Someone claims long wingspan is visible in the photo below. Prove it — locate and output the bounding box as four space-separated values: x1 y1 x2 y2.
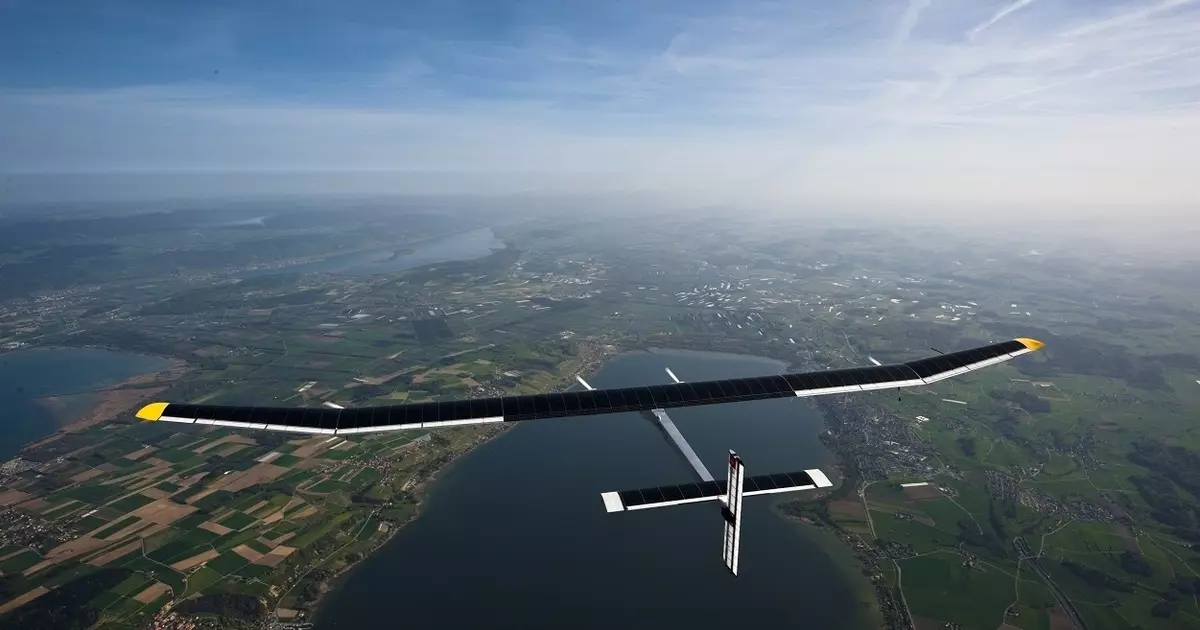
134 338 1044 435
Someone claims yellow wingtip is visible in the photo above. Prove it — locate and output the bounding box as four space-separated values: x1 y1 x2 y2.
136 402 168 422
1016 337 1045 352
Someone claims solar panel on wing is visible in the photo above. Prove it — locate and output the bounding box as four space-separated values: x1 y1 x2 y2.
142 339 1041 434
599 469 820 512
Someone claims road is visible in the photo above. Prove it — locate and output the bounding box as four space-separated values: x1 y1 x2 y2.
860 480 879 540
1014 537 1088 630
275 507 380 620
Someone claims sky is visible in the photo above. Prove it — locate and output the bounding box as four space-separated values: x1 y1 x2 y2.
1 0 1199 212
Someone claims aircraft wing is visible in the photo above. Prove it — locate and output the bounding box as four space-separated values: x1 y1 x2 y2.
134 338 1044 435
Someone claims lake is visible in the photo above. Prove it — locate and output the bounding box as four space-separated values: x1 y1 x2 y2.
0 347 172 459
315 348 868 629
286 227 504 276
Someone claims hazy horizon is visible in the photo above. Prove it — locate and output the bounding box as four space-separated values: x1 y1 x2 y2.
2 0 1199 218
3 172 1198 262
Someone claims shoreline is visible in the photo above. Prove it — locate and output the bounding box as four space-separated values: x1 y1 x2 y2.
301 422 518 624
773 442 886 630
1 342 186 366
644 345 790 365
19 355 190 453
294 342 619 623
776 506 887 629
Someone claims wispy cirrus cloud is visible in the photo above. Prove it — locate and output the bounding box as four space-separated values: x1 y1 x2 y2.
968 0 1039 40
891 0 933 51
1059 0 1198 37
1 0 1198 214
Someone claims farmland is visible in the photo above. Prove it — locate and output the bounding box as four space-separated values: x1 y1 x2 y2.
0 414 508 629
2 205 1199 628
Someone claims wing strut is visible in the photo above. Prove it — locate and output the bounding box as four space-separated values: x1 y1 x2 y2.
638 367 713 482
644 409 714 482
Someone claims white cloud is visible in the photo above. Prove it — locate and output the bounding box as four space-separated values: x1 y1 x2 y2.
2 1 1199 217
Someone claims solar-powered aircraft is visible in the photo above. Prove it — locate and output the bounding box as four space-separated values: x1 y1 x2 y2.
134 337 1044 575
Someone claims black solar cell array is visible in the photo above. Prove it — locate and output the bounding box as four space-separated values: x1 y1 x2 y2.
159 339 1028 431
617 470 819 508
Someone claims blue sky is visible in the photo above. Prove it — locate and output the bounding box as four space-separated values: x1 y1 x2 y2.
2 0 1198 210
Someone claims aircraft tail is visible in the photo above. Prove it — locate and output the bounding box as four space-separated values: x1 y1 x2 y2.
598 455 834 576
721 450 745 575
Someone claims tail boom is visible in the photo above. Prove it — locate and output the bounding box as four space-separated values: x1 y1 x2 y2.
722 451 745 575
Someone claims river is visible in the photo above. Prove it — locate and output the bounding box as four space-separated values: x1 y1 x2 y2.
0 347 172 459
315 348 868 629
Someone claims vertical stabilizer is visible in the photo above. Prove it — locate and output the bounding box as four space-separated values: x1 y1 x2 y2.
721 450 745 575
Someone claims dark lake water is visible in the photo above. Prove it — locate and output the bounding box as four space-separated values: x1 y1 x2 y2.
0 347 171 459
315 348 866 629
287 227 504 276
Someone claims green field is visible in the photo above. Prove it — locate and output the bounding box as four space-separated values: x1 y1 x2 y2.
270 453 301 467
59 484 124 505
155 448 198 464
107 494 155 514
147 529 222 564
192 490 236 512
871 512 960 553
292 513 354 549
0 549 42 574
73 515 109 532
95 516 141 539
205 551 250 575
184 566 224 596
350 467 382 485
308 478 345 493
265 521 301 539
217 511 257 530
899 554 1019 629
245 539 272 554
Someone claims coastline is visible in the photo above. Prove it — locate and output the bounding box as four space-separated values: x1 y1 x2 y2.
295 342 618 623
19 355 190 453
302 422 517 624
777 505 886 628
774 451 886 629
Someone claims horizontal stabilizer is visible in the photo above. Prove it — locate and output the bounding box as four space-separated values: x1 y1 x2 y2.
599 468 832 513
